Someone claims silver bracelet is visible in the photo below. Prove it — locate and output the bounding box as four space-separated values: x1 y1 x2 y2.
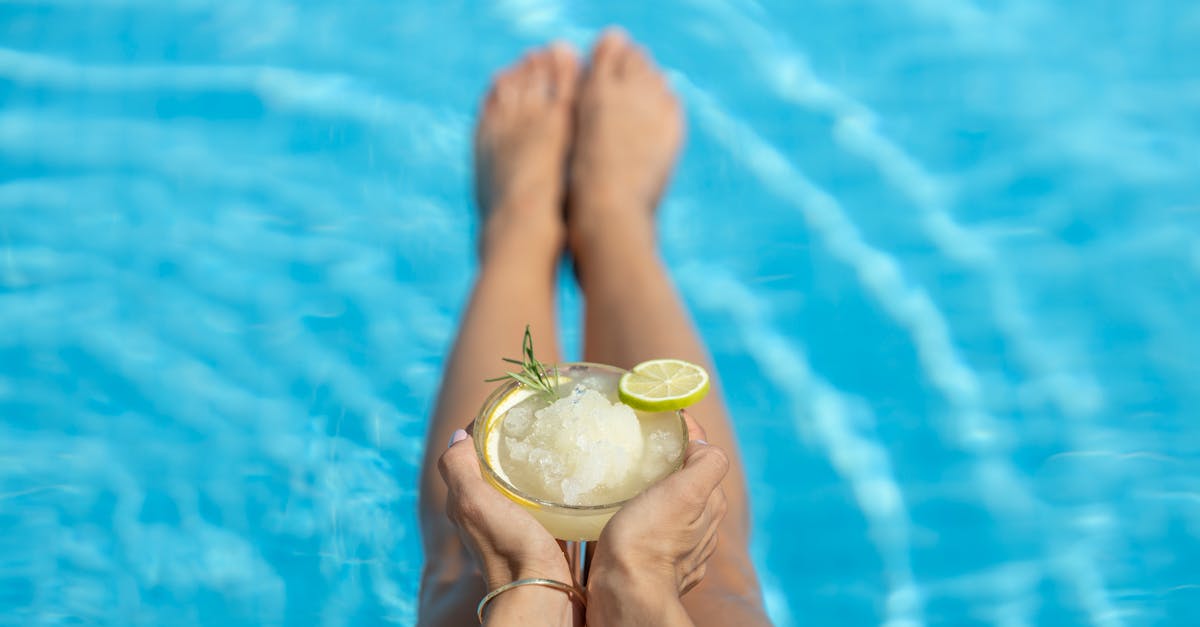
476 577 586 623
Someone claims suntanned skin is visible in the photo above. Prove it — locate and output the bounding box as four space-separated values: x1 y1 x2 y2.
417 41 577 627
418 29 771 627
568 30 768 624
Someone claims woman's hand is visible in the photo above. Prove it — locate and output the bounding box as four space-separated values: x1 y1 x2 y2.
587 415 730 626
439 429 578 625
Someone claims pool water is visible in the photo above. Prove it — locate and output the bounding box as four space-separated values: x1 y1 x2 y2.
2 1 1198 625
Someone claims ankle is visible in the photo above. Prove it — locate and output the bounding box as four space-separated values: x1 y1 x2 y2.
480 210 564 269
567 184 655 223
568 194 656 242
569 211 660 285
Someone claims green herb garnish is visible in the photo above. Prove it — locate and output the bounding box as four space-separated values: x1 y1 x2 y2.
486 325 561 399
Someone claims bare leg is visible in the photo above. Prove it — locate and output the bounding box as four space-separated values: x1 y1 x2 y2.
418 44 580 626
569 30 770 624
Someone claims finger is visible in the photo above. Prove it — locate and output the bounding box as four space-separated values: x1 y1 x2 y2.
682 498 723 566
672 443 730 508
679 562 708 596
438 433 484 491
683 441 728 480
691 517 721 567
709 485 728 524
683 477 726 527
682 410 708 443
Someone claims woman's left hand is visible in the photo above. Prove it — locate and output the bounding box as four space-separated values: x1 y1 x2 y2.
438 428 572 590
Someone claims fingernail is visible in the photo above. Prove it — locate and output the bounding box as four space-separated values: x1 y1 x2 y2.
448 429 469 448
693 439 708 446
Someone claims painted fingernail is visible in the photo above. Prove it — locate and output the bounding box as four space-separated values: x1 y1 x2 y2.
448 429 469 448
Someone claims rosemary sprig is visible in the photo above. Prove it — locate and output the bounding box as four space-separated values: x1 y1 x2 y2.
485 325 561 399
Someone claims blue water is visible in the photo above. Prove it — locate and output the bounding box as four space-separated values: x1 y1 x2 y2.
3 1 1199 625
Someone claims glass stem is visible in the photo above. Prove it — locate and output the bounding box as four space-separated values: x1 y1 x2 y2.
565 540 590 589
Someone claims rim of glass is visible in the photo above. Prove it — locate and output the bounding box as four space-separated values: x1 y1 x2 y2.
472 361 688 511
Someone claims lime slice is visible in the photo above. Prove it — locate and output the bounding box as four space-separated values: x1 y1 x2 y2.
618 359 710 411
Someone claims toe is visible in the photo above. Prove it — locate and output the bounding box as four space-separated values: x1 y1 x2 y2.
514 51 551 104
488 68 518 108
591 27 628 74
616 43 653 79
546 41 580 101
515 51 540 83
533 52 558 103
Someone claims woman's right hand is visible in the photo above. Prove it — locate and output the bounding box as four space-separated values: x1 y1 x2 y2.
440 428 573 586
587 414 730 625
439 429 580 626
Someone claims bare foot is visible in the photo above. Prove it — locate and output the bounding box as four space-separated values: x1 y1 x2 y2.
474 43 580 260
568 29 684 256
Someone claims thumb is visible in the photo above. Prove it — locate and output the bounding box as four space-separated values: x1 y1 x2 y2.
438 429 483 491
682 440 729 484
682 410 708 443
668 441 729 509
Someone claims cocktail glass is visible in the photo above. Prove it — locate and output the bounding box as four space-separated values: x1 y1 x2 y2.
472 362 688 583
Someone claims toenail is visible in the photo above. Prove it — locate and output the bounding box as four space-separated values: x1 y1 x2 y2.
495 85 513 104
602 27 628 42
